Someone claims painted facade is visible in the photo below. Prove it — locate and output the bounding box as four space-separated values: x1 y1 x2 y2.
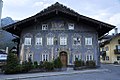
3 2 115 67
21 17 99 66
100 33 120 64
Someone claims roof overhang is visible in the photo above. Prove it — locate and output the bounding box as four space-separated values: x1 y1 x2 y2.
2 2 115 38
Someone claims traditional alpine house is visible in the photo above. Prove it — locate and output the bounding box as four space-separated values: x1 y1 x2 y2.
2 2 115 67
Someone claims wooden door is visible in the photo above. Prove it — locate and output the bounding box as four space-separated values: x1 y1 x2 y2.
60 52 67 67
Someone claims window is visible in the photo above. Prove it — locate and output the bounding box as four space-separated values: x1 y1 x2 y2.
102 56 105 61
105 46 109 51
26 54 33 61
68 23 74 30
42 54 49 61
116 45 120 49
74 54 81 61
101 47 104 51
117 56 120 60
106 56 109 60
73 37 81 45
47 37 54 45
86 54 93 61
85 37 92 45
42 24 48 30
35 37 42 45
24 38 31 45
60 37 67 45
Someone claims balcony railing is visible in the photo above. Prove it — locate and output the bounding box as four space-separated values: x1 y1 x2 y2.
114 49 120 54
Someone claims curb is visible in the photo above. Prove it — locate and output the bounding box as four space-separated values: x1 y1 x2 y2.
5 69 109 80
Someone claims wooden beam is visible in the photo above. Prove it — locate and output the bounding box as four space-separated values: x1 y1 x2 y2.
56 10 58 14
77 16 79 21
34 17 37 22
14 25 16 30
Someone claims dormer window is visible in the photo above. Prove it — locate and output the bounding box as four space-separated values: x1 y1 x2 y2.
68 23 74 30
42 24 48 30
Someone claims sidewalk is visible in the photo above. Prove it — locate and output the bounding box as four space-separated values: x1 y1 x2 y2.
0 68 109 80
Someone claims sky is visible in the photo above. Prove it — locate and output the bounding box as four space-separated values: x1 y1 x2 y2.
1 0 120 34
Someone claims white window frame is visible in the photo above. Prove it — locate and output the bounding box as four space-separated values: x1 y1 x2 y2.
68 23 74 30
60 37 67 45
42 24 48 30
42 54 49 61
35 37 42 45
24 38 31 45
74 54 81 61
47 37 54 45
106 56 109 61
85 37 92 45
86 54 93 61
73 37 81 45
26 53 33 61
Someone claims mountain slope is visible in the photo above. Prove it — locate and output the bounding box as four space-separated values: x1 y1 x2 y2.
0 17 16 51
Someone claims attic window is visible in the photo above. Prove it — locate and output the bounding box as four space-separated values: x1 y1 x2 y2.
42 24 48 30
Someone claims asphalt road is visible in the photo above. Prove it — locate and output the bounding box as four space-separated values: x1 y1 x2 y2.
22 64 120 80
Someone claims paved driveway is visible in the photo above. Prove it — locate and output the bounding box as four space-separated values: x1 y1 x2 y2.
0 64 120 80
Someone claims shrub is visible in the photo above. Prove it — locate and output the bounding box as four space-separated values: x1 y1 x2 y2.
43 61 54 71
4 53 19 74
54 57 63 68
114 61 118 64
34 61 38 68
39 61 44 69
74 59 84 67
22 61 33 72
86 60 96 68
15 64 23 73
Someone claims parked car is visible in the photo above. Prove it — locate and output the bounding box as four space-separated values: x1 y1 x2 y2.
0 51 7 67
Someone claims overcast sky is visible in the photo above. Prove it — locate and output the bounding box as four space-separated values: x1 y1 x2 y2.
2 0 120 33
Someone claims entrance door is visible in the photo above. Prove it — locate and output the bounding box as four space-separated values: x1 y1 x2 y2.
60 51 67 67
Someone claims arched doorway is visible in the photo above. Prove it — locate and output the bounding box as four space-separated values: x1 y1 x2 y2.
59 51 67 67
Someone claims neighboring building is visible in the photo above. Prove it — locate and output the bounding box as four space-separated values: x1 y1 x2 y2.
2 2 115 67
0 0 3 27
0 50 7 67
100 30 120 64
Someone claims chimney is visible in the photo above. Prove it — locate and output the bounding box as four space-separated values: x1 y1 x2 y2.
114 28 118 35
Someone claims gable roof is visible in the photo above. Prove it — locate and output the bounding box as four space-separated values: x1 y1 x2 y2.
2 2 115 37
100 33 120 47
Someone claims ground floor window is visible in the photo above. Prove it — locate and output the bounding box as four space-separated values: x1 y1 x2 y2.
42 54 49 61
102 56 105 61
86 54 93 61
117 56 120 60
106 56 109 60
26 54 33 61
73 54 81 61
